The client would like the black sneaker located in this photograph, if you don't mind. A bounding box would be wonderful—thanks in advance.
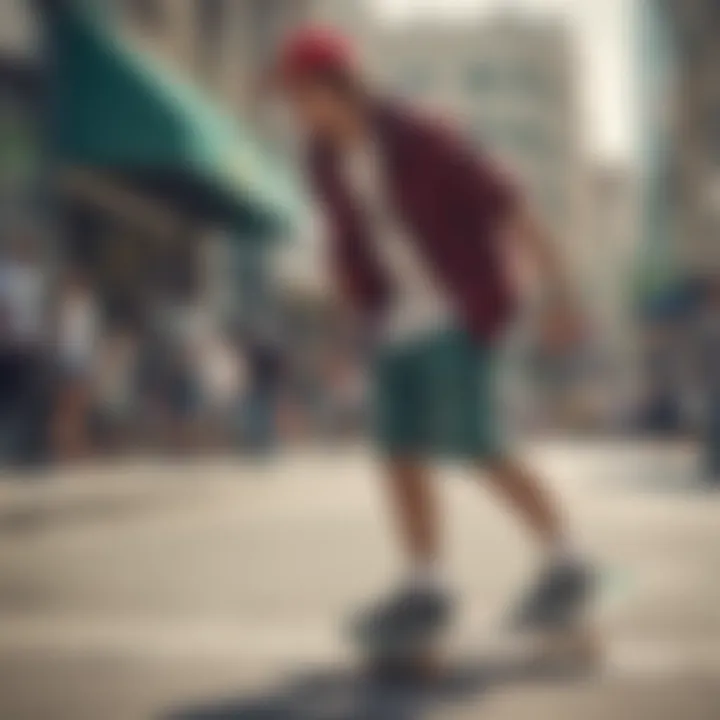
[510,560,596,631]
[351,587,453,651]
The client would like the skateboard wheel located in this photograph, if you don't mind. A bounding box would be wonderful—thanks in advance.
[365,649,442,684]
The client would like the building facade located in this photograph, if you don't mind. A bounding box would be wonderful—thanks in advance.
[0,0,43,234]
[0,0,39,58]
[633,0,720,434]
[662,0,720,277]
[635,0,681,304]
[117,0,314,116]
[304,0,372,38]
[106,0,310,325]
[585,163,641,417]
[586,164,640,333]
[637,0,720,291]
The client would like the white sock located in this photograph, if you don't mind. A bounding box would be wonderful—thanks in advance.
[548,537,582,568]
[406,561,444,595]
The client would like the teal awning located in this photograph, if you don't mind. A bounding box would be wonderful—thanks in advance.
[45,1,303,238]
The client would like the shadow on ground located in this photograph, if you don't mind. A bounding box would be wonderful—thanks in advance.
[166,653,592,720]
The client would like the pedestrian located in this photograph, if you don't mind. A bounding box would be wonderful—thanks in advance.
[51,267,99,462]
[696,278,720,485]
[197,327,244,450]
[243,321,286,455]
[93,322,138,454]
[0,231,49,468]
[269,27,596,644]
[325,351,366,441]
[162,300,205,454]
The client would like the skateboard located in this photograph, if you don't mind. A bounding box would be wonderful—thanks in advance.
[358,630,448,684]
[351,571,611,686]
[503,619,603,673]
[355,615,602,686]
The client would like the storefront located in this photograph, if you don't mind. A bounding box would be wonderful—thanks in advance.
[0,48,44,239]
[15,0,303,455]
[41,0,301,326]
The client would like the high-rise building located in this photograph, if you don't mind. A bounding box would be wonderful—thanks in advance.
[22,1,301,329]
[304,0,372,37]
[662,0,720,276]
[635,0,682,303]
[585,163,640,359]
[0,1,43,231]
[0,0,38,58]
[637,0,720,292]
[115,0,289,115]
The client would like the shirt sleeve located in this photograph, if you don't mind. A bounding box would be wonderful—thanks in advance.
[305,143,379,312]
[425,117,521,226]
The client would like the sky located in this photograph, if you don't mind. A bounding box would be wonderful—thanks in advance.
[368,0,636,166]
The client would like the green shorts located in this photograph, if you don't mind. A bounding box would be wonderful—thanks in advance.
[373,328,504,460]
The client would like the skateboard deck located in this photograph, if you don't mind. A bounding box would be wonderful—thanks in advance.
[356,619,603,686]
[353,618,449,684]
[350,566,621,686]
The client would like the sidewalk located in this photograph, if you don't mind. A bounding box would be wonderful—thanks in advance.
[0,458,217,535]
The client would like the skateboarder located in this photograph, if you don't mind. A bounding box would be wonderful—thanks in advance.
[271,27,595,650]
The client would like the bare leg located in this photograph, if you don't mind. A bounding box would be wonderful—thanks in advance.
[481,456,598,636]
[351,457,449,647]
[484,455,566,549]
[383,457,440,566]
[52,383,91,462]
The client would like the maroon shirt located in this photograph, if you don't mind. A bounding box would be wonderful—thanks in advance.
[308,100,519,343]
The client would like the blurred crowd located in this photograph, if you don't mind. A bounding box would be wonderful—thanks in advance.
[2,223,719,478]
[0,230,369,470]
[638,280,720,468]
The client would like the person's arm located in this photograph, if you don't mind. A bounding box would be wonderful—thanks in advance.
[500,201,586,350]
[306,144,385,327]
[424,112,585,347]
[501,202,576,307]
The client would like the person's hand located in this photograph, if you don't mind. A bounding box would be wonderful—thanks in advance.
[539,297,587,354]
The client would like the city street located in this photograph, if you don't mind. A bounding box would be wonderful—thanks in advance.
[0,442,719,719]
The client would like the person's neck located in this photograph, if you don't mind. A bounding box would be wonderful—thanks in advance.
[331,104,372,151]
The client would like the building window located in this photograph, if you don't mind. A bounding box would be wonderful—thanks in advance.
[248,0,287,70]
[125,0,163,32]
[471,122,491,149]
[466,62,496,93]
[197,0,227,76]
[0,85,41,220]
[396,66,433,97]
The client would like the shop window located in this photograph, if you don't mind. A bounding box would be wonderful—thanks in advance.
[466,62,496,94]
[125,0,163,33]
[396,66,434,97]
[197,0,227,76]
[247,0,287,70]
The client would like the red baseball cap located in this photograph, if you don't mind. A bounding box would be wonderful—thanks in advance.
[274,26,358,88]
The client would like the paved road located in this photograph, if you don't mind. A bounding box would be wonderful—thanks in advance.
[0,442,719,719]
